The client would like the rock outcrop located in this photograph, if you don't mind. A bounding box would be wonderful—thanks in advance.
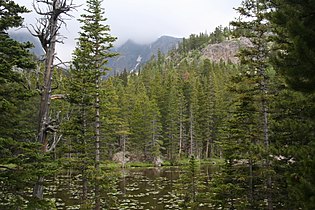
[202,37,252,64]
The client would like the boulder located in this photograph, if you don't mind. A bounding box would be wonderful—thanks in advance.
[112,151,130,164]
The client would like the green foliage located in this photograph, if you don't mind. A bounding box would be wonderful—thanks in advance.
[0,138,58,209]
[0,0,36,140]
[271,88,315,209]
[66,0,117,163]
[0,0,29,31]
[1,1,314,208]
[268,0,315,208]
[269,0,315,92]
[212,0,276,208]
[64,1,117,208]
[176,156,205,209]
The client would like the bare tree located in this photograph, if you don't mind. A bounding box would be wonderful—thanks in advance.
[30,0,77,199]
[31,0,75,151]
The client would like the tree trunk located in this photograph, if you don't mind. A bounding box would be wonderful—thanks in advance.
[95,92,100,170]
[205,139,209,159]
[249,158,253,206]
[33,176,45,199]
[34,1,60,200]
[82,173,88,201]
[95,69,101,210]
[189,108,194,156]
[179,115,183,157]
[263,97,272,210]
[260,65,272,210]
[122,135,126,168]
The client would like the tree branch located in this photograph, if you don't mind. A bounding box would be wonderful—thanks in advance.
[47,133,63,152]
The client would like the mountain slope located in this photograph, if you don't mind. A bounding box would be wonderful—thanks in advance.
[9,31,44,57]
[108,36,182,75]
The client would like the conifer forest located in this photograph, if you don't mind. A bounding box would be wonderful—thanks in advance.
[0,0,314,209]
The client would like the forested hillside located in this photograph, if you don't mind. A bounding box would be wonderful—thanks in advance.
[0,0,314,209]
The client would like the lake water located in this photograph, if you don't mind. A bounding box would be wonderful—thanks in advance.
[46,165,215,209]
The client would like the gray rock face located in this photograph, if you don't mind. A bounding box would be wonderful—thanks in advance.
[202,37,252,64]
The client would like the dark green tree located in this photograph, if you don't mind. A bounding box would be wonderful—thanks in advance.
[0,1,57,208]
[0,0,35,139]
[69,0,116,208]
[176,155,204,209]
[269,0,315,92]
[269,1,315,208]
[211,0,275,208]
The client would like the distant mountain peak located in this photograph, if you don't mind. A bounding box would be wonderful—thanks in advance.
[107,36,182,75]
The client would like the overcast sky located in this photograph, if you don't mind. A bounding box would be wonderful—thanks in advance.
[14,0,242,61]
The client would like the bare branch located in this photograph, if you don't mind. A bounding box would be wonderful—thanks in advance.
[30,0,79,49]
[47,133,63,152]
[50,94,66,100]
[54,56,71,68]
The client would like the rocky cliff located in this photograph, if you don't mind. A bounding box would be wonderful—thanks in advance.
[201,37,252,64]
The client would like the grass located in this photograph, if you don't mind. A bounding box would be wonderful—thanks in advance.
[200,158,224,165]
[101,161,154,169]
[126,162,154,168]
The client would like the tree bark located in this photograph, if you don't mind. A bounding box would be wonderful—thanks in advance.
[34,0,60,200]
[122,135,126,168]
[205,139,209,159]
[189,107,194,156]
[179,108,183,157]
[37,14,58,151]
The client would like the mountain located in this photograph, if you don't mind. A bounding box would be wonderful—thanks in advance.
[108,36,182,75]
[9,31,45,57]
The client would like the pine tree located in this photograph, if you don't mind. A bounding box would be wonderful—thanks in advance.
[269,1,315,208]
[211,0,275,208]
[196,59,217,159]
[0,0,35,139]
[163,69,182,162]
[0,1,57,208]
[101,78,121,159]
[269,0,315,92]
[270,87,315,209]
[176,155,204,209]
[69,0,116,208]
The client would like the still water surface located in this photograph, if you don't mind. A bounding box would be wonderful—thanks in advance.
[47,165,215,209]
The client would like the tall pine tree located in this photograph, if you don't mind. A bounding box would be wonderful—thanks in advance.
[69,0,116,208]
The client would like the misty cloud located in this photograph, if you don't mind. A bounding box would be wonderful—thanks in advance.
[14,0,242,61]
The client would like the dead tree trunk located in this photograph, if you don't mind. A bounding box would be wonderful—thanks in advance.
[31,0,75,200]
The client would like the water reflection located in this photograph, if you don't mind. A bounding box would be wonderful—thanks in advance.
[45,165,215,209]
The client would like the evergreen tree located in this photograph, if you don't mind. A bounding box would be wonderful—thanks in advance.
[211,0,275,208]
[0,0,35,139]
[176,155,204,209]
[101,78,121,159]
[270,88,315,209]
[269,0,315,92]
[196,60,217,159]
[269,1,315,208]
[68,0,116,208]
[0,1,57,208]
[163,69,182,162]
